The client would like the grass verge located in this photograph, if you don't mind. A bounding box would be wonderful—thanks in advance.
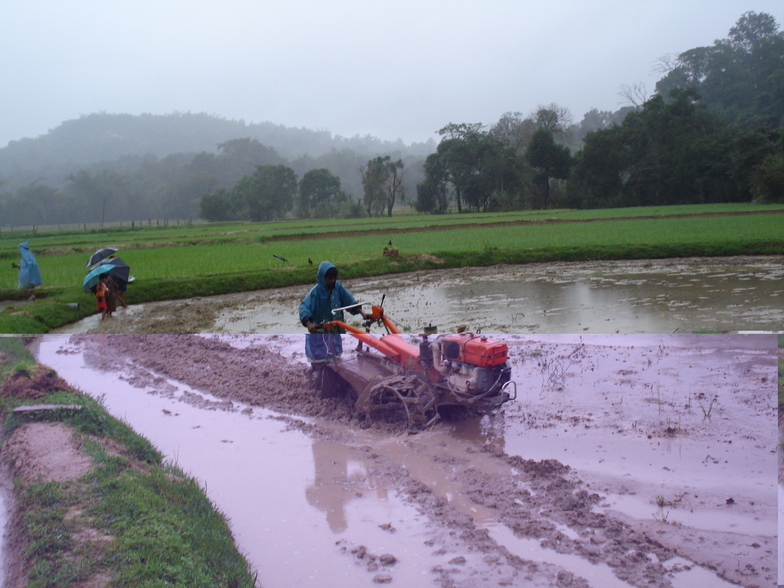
[0,337,257,587]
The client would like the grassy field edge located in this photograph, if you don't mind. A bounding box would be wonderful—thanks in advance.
[0,337,258,587]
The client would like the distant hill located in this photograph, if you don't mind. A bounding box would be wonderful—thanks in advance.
[0,112,435,191]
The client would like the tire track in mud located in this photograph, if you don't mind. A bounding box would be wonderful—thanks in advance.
[75,334,769,588]
[358,433,679,588]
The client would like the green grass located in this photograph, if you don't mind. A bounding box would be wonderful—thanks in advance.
[0,338,257,587]
[2,203,781,260]
[1,203,782,333]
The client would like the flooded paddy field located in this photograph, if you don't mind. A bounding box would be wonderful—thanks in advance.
[29,333,778,588]
[53,256,784,335]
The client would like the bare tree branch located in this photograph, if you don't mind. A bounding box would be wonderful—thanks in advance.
[617,82,649,108]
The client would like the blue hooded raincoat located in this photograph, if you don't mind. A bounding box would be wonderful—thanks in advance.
[17,240,42,288]
[299,261,360,363]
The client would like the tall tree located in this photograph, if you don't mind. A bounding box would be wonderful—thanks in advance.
[384,158,404,217]
[433,124,489,213]
[230,164,297,221]
[525,129,572,208]
[748,128,784,202]
[416,153,449,213]
[299,168,343,218]
[418,124,527,213]
[532,104,573,139]
[360,157,388,217]
[360,156,403,217]
[490,112,536,154]
[200,188,231,221]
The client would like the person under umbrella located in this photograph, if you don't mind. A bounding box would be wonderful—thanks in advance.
[99,256,130,308]
[95,273,110,320]
[104,274,118,318]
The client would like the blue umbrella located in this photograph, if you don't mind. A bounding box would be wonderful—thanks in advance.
[82,264,114,292]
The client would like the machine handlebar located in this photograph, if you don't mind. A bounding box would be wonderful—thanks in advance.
[312,301,400,335]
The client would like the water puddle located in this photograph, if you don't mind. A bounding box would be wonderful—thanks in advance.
[664,557,738,588]
[212,257,784,334]
[487,524,633,588]
[779,484,784,584]
[600,493,774,536]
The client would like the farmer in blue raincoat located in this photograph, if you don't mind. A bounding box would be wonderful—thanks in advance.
[299,261,366,368]
[15,240,42,289]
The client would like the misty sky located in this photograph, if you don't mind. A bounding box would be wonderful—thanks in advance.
[2,1,783,148]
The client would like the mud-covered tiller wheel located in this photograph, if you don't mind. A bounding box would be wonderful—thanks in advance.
[362,374,439,433]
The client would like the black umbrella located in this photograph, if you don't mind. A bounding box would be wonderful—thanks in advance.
[86,247,120,268]
[97,257,131,288]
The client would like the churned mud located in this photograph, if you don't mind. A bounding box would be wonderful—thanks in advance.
[31,333,777,588]
[52,256,784,335]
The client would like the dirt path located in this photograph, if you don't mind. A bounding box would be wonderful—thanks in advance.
[49,333,777,588]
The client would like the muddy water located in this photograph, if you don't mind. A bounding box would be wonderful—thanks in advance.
[30,333,777,588]
[214,257,784,334]
[33,336,453,588]
[52,256,784,335]
[779,485,784,584]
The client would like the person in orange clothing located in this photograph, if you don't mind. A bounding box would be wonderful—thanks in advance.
[95,275,109,320]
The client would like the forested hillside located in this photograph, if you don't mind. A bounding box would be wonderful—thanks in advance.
[0,114,433,226]
[0,11,781,228]
[414,11,784,213]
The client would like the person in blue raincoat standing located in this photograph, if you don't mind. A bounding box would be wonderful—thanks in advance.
[299,261,366,368]
[14,240,42,289]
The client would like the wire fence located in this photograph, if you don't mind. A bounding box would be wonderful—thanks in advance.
[0,218,204,236]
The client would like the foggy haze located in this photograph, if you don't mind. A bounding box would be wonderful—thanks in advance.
[2,0,783,148]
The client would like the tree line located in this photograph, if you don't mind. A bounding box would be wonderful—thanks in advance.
[415,11,783,212]
[198,154,407,221]
[0,135,425,226]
